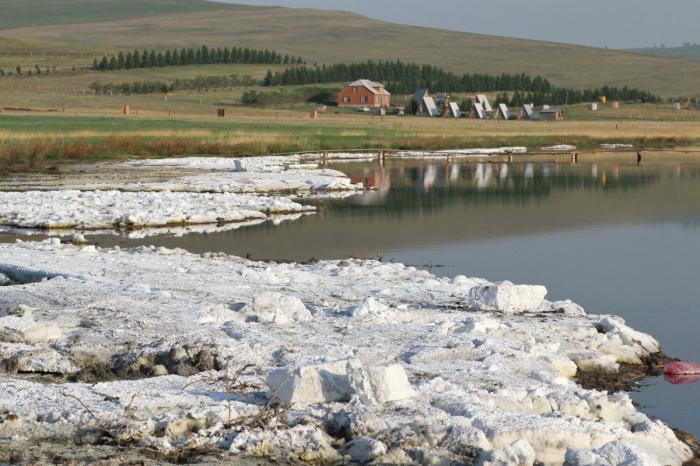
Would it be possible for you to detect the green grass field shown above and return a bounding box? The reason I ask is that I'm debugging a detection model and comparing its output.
[0,0,699,96]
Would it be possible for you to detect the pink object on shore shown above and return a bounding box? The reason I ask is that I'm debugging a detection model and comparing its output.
[664,361,700,375]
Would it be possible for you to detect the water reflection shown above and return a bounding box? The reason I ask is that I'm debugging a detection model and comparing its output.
[346,158,683,197]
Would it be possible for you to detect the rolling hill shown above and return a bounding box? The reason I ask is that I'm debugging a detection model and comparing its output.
[0,0,699,96]
[627,45,700,61]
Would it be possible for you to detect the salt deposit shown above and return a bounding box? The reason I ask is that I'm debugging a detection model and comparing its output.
[0,190,311,231]
[0,241,691,465]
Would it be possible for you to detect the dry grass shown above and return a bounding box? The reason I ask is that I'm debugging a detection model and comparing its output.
[2,3,700,96]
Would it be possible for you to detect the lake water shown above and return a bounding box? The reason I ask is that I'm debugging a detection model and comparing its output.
[4,154,700,435]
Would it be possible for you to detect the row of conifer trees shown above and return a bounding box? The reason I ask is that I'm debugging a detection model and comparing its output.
[92,45,304,71]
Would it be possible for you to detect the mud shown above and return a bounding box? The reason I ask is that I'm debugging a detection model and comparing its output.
[575,351,673,393]
[1,343,226,383]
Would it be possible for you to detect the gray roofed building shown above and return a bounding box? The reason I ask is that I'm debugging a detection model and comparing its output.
[346,79,391,96]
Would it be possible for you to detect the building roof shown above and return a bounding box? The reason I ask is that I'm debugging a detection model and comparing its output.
[476,94,493,113]
[448,102,460,117]
[414,89,429,103]
[346,79,391,95]
[540,108,563,113]
[472,102,485,119]
[422,96,439,117]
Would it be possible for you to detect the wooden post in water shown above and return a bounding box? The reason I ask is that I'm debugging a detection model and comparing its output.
[508,154,514,163]
[571,152,578,163]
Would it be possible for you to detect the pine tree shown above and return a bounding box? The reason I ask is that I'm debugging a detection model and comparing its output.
[263,70,274,87]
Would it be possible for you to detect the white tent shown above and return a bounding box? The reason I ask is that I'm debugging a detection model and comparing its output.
[495,103,510,120]
[471,102,485,119]
[422,96,440,117]
[476,94,493,113]
[521,104,535,120]
[447,102,461,118]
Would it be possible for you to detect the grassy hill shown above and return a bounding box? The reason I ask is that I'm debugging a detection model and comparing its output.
[627,45,700,61]
[0,0,232,29]
[0,1,699,96]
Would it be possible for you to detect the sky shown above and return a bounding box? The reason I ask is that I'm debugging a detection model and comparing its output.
[216,0,700,49]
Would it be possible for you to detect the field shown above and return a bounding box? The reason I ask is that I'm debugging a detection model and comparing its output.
[627,45,700,61]
[0,0,699,174]
[1,1,700,96]
[1,110,698,173]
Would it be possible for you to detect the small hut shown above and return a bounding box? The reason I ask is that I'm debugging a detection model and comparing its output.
[540,108,564,121]
[443,101,461,118]
[415,89,439,116]
[493,103,510,120]
[519,104,536,120]
[470,102,486,119]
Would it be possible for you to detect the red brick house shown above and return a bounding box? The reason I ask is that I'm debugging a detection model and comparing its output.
[337,79,391,108]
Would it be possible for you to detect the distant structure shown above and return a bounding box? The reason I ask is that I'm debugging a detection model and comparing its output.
[519,104,536,120]
[414,89,439,116]
[540,108,564,121]
[470,102,486,119]
[475,94,493,115]
[493,103,510,120]
[444,101,461,118]
[337,79,391,108]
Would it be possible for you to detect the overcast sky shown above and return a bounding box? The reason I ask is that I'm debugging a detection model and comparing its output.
[217,0,699,49]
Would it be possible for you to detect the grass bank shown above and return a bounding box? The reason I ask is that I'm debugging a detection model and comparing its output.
[0,113,698,174]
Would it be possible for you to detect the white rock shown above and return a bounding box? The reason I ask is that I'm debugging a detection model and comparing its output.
[229,425,341,462]
[0,272,10,285]
[12,348,78,374]
[570,440,660,466]
[468,281,547,313]
[267,360,352,404]
[351,297,390,318]
[457,316,501,334]
[595,317,659,355]
[568,352,620,374]
[0,316,63,344]
[240,292,312,324]
[481,439,537,466]
[347,360,414,405]
[343,437,388,463]
[542,354,578,378]
[548,300,587,316]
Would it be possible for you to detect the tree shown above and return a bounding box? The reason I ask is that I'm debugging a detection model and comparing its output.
[263,70,274,87]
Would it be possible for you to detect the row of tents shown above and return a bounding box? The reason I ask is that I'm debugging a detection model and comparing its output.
[414,89,562,121]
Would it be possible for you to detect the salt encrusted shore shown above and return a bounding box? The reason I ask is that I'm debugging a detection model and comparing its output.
[0,156,360,232]
[0,240,692,465]
[0,190,313,231]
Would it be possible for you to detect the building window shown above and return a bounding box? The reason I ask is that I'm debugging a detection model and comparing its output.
[361,95,368,103]
[344,96,351,104]
[353,87,358,93]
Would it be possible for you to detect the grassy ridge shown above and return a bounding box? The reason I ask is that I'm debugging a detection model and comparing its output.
[626,45,700,61]
[0,0,232,30]
[0,1,699,96]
